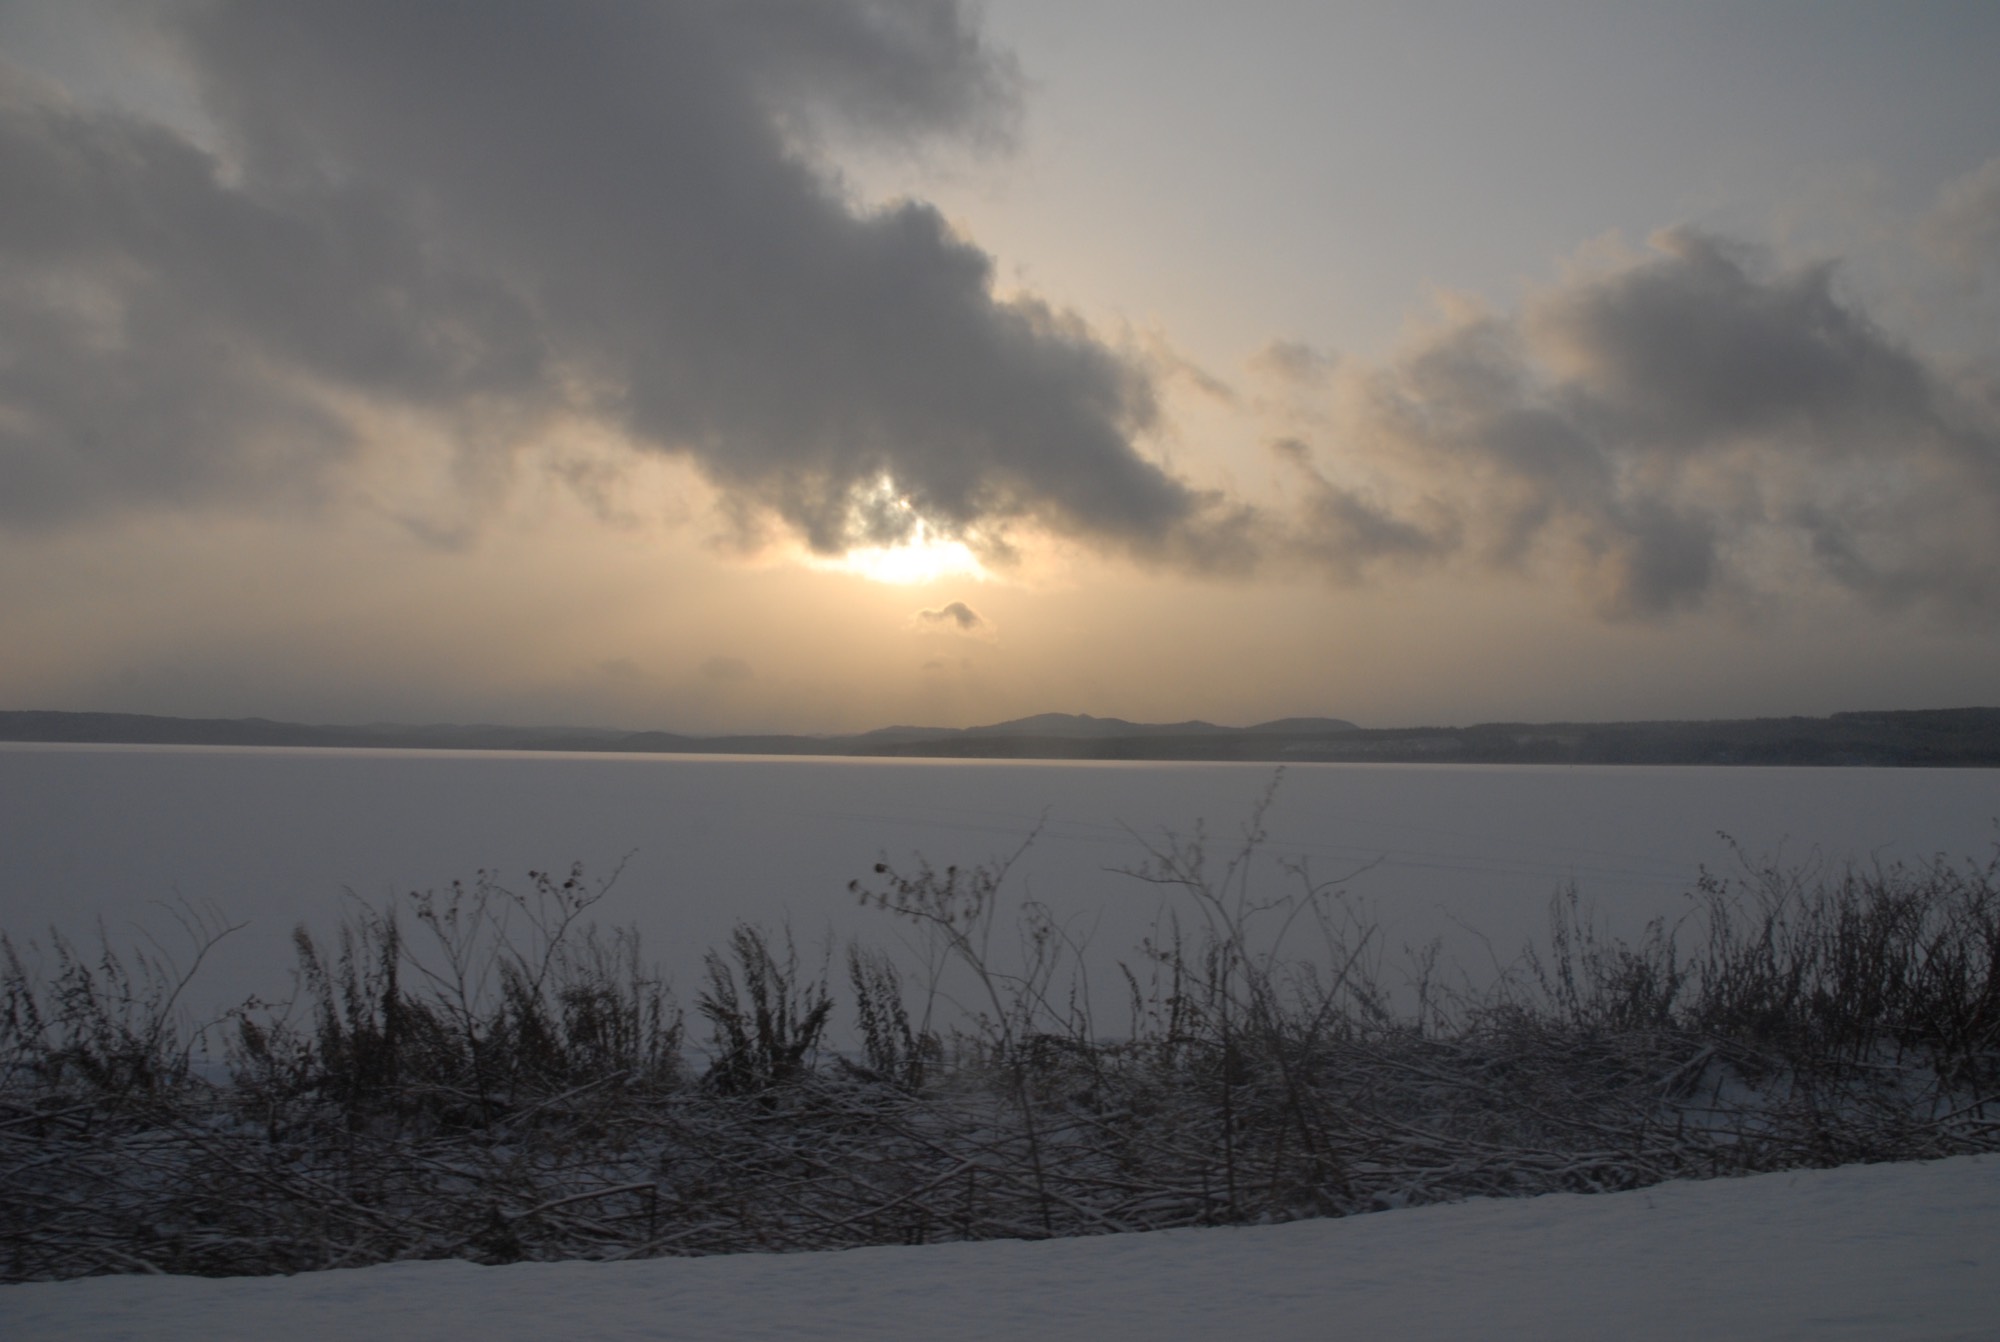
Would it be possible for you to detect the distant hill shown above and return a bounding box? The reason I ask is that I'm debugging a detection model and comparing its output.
[976,713,1241,738]
[3,707,1997,766]
[1245,717,1362,735]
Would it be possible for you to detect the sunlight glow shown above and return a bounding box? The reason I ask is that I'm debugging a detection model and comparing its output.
[795,477,992,585]
[812,531,988,585]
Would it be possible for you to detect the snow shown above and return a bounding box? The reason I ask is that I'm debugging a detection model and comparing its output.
[6,749,1998,1336]
[6,745,1997,1029]
[7,1156,1995,1341]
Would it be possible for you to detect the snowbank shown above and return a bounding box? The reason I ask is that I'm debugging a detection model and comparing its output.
[6,1156,1995,1341]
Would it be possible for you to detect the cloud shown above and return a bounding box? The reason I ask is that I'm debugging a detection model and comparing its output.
[1138,331,1237,405]
[1532,231,1933,449]
[1920,156,2000,281]
[0,1,1246,566]
[1268,438,1455,583]
[1282,229,2000,618]
[916,599,990,636]
[5,6,1991,624]
[699,655,755,684]
[1250,340,1338,387]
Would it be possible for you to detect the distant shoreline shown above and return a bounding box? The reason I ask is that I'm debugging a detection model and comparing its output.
[5,706,1998,767]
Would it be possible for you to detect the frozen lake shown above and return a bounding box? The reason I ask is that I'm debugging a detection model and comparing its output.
[3,744,1995,1024]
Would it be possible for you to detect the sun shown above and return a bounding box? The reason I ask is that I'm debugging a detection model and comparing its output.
[810,528,988,585]
[795,477,992,585]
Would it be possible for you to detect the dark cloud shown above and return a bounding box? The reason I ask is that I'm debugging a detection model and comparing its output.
[1534,231,1933,450]
[0,71,383,523]
[1291,229,2000,618]
[916,599,987,634]
[0,0,1242,563]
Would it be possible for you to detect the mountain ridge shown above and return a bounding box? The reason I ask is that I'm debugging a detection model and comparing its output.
[4,707,1998,766]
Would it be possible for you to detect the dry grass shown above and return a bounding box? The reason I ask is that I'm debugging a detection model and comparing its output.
[4,818,1997,1280]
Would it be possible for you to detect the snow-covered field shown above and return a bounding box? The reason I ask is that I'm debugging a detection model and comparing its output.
[5,1155,1994,1341]
[6,745,1997,1021]
[6,747,1998,1336]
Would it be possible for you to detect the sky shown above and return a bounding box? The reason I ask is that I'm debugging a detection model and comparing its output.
[2,0,1999,734]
